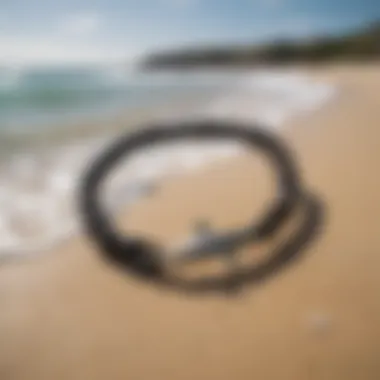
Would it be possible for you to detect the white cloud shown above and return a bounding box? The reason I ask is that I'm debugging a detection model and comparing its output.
[0,10,134,66]
[59,12,102,37]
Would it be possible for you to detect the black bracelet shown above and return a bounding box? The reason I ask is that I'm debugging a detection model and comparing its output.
[79,119,303,281]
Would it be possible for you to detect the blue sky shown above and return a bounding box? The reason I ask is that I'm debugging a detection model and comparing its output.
[0,0,379,65]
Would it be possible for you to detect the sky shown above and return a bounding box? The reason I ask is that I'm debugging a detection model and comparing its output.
[0,0,379,66]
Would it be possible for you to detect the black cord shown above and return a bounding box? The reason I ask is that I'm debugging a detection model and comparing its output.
[79,119,303,281]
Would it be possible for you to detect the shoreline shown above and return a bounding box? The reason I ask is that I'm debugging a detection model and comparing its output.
[0,68,336,259]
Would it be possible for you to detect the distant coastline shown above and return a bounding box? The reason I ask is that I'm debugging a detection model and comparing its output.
[140,21,380,69]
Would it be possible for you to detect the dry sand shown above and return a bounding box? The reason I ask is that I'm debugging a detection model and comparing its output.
[1,64,380,380]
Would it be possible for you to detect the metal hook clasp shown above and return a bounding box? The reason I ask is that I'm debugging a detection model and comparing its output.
[169,220,254,262]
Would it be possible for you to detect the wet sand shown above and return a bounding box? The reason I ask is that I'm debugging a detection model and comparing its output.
[1,64,380,380]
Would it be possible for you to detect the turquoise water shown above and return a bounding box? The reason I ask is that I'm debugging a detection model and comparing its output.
[0,66,232,134]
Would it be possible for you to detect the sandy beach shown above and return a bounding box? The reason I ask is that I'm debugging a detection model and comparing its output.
[1,64,380,380]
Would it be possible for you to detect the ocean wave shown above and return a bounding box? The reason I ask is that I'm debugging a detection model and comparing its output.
[0,66,25,92]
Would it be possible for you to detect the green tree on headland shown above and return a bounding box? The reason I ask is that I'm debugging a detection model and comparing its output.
[141,21,380,69]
